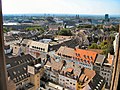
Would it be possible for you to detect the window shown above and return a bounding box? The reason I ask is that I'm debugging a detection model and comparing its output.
[84,55,86,58]
[13,71,16,75]
[76,53,78,56]
[73,84,75,86]
[87,56,89,58]
[51,75,56,78]
[37,75,39,77]
[90,56,93,60]
[66,79,69,81]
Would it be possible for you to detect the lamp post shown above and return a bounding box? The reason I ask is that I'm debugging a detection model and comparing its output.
[0,0,8,90]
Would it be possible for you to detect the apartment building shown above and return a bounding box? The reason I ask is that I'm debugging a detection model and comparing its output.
[74,48,97,69]
[59,61,81,90]
[20,39,49,58]
[56,46,98,69]
[28,63,44,90]
[6,54,43,90]
[93,53,114,87]
[11,44,22,56]
[4,35,20,45]
[44,56,64,83]
[78,68,105,90]
[4,45,12,54]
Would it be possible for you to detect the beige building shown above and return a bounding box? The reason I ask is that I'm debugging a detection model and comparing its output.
[28,63,44,90]
[59,61,81,90]
[44,56,64,83]
[6,54,44,90]
[21,39,49,58]
[11,44,22,56]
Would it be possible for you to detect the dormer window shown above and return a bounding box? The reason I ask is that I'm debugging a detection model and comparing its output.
[22,74,24,78]
[76,53,78,56]
[87,56,89,59]
[18,71,20,73]
[84,55,86,58]
[90,56,93,60]
[13,71,16,75]
[80,58,82,61]
[20,60,23,63]
[18,61,21,64]
[23,67,26,71]
[19,75,22,79]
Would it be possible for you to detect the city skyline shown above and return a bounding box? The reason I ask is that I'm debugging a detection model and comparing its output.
[2,0,120,15]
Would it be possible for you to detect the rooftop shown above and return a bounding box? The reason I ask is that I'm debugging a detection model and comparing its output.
[104,53,114,66]
[75,48,98,63]
[79,68,96,87]
[45,56,64,71]
[56,46,75,58]
[89,73,105,90]
[95,54,105,65]
[60,61,81,79]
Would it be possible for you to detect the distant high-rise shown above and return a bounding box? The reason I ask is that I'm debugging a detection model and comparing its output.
[105,14,109,21]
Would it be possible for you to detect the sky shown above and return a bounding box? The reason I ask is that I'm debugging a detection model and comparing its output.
[2,0,120,15]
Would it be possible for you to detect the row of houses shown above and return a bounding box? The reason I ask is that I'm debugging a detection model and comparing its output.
[4,32,118,90]
[40,53,106,90]
[5,46,107,90]
[5,37,114,89]
[56,46,114,88]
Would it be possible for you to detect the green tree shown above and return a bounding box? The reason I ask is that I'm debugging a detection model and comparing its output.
[26,26,44,34]
[89,43,98,49]
[58,29,72,36]
[107,44,114,55]
[3,27,8,33]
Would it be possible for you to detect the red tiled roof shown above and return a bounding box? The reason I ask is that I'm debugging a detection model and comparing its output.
[75,49,97,63]
[66,68,73,73]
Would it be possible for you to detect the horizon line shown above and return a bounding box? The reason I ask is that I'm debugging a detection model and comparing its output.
[3,13,120,16]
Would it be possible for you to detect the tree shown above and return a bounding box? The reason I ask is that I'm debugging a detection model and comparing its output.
[107,44,114,55]
[3,27,7,33]
[58,29,72,36]
[89,43,98,49]
[25,26,45,34]
[77,24,92,29]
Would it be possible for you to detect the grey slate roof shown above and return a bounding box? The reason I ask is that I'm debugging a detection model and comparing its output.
[95,54,105,65]
[6,54,35,83]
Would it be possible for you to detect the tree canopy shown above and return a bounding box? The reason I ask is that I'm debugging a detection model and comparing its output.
[25,26,44,34]
[58,28,72,36]
[89,40,114,55]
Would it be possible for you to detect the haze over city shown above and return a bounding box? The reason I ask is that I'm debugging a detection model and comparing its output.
[2,0,120,15]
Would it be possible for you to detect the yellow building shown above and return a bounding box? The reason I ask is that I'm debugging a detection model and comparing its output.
[28,64,44,90]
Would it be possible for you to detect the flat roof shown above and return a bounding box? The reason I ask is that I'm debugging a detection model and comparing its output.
[34,63,41,68]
